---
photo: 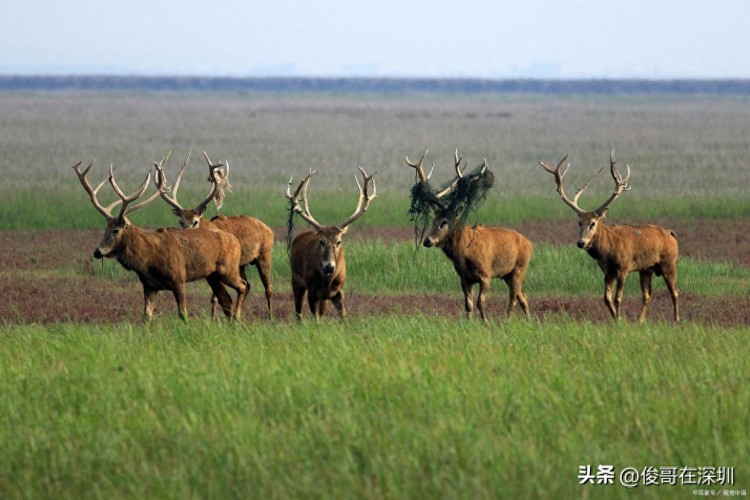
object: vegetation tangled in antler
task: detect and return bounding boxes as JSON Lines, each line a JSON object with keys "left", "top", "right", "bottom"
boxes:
{"left": 407, "top": 150, "right": 495, "bottom": 248}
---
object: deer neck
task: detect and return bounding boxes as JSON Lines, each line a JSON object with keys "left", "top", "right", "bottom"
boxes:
{"left": 116, "top": 226, "right": 152, "bottom": 273}
{"left": 587, "top": 222, "right": 614, "bottom": 260}
{"left": 438, "top": 226, "right": 464, "bottom": 261}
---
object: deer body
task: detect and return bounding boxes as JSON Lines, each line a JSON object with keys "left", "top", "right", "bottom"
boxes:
{"left": 408, "top": 150, "right": 532, "bottom": 321}
{"left": 73, "top": 161, "right": 247, "bottom": 322}
{"left": 538, "top": 152, "right": 679, "bottom": 322}
{"left": 154, "top": 151, "right": 274, "bottom": 318}
{"left": 290, "top": 228, "right": 348, "bottom": 319}
{"left": 205, "top": 215, "right": 274, "bottom": 310}
{"left": 96, "top": 223, "right": 246, "bottom": 320}
{"left": 426, "top": 221, "right": 532, "bottom": 321}
{"left": 579, "top": 219, "right": 679, "bottom": 321}
{"left": 285, "top": 167, "right": 376, "bottom": 321}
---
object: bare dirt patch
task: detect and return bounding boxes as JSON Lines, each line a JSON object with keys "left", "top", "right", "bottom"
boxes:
{"left": 2, "top": 272, "right": 748, "bottom": 327}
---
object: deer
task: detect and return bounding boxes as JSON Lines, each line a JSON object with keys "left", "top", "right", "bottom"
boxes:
{"left": 72, "top": 160, "right": 247, "bottom": 321}
{"left": 537, "top": 151, "right": 679, "bottom": 323}
{"left": 406, "top": 150, "right": 533, "bottom": 322}
{"left": 285, "top": 167, "right": 376, "bottom": 321}
{"left": 153, "top": 150, "right": 274, "bottom": 319}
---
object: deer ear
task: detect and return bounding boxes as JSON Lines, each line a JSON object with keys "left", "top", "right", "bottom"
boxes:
{"left": 171, "top": 208, "right": 182, "bottom": 217}
{"left": 339, "top": 226, "right": 349, "bottom": 235}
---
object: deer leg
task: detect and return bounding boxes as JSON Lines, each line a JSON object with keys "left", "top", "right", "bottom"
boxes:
{"left": 505, "top": 271, "right": 531, "bottom": 319}
{"left": 603, "top": 274, "right": 617, "bottom": 319}
{"left": 518, "top": 290, "right": 531, "bottom": 319}
{"left": 210, "top": 294, "right": 219, "bottom": 321}
{"left": 218, "top": 272, "right": 247, "bottom": 321}
{"left": 172, "top": 284, "right": 188, "bottom": 321}
{"left": 239, "top": 265, "right": 251, "bottom": 316}
{"left": 307, "top": 294, "right": 321, "bottom": 322}
{"left": 331, "top": 291, "right": 346, "bottom": 319}
{"left": 662, "top": 266, "right": 680, "bottom": 322}
{"left": 256, "top": 253, "right": 273, "bottom": 318}
{"left": 143, "top": 286, "right": 158, "bottom": 322}
{"left": 292, "top": 285, "right": 306, "bottom": 321}
{"left": 460, "top": 279, "right": 474, "bottom": 319}
{"left": 513, "top": 266, "right": 531, "bottom": 319}
{"left": 206, "top": 275, "right": 233, "bottom": 320}
{"left": 638, "top": 271, "right": 653, "bottom": 323}
{"left": 476, "top": 278, "right": 491, "bottom": 323}
{"left": 614, "top": 273, "right": 628, "bottom": 320}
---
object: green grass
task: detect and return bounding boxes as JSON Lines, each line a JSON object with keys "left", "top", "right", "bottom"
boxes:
{"left": 1, "top": 318, "right": 747, "bottom": 498}
{"left": 85, "top": 241, "right": 750, "bottom": 298}
{"left": 4, "top": 188, "right": 750, "bottom": 231}
{"left": 3, "top": 90, "right": 750, "bottom": 498}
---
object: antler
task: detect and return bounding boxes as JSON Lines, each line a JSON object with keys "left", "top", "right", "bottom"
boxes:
{"left": 196, "top": 150, "right": 224, "bottom": 214}
{"left": 286, "top": 170, "right": 324, "bottom": 231}
{"left": 71, "top": 160, "right": 123, "bottom": 219}
{"left": 337, "top": 166, "right": 377, "bottom": 230}
{"left": 591, "top": 150, "right": 631, "bottom": 215}
{"left": 108, "top": 164, "right": 162, "bottom": 220}
{"left": 539, "top": 151, "right": 631, "bottom": 216}
{"left": 538, "top": 154, "right": 589, "bottom": 215}
{"left": 405, "top": 149, "right": 434, "bottom": 182}
{"left": 153, "top": 150, "right": 187, "bottom": 212}
{"left": 434, "top": 149, "right": 486, "bottom": 199}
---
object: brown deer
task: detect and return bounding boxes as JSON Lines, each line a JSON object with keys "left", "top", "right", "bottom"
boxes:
{"left": 406, "top": 150, "right": 533, "bottom": 322}
{"left": 538, "top": 151, "right": 679, "bottom": 322}
{"left": 72, "top": 161, "right": 247, "bottom": 321}
{"left": 285, "top": 167, "right": 376, "bottom": 320}
{"left": 153, "top": 150, "right": 274, "bottom": 319}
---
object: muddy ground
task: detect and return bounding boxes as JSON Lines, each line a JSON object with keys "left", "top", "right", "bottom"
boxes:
{"left": 1, "top": 217, "right": 748, "bottom": 326}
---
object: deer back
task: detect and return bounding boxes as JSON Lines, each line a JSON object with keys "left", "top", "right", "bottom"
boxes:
{"left": 113, "top": 225, "right": 241, "bottom": 286}
{"left": 444, "top": 225, "right": 533, "bottom": 280}
{"left": 592, "top": 223, "right": 678, "bottom": 273}
{"left": 205, "top": 215, "right": 274, "bottom": 266}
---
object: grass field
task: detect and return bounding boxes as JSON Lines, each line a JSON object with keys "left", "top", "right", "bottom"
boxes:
{"left": 2, "top": 319, "right": 748, "bottom": 498}
{"left": 1, "top": 88, "right": 748, "bottom": 498}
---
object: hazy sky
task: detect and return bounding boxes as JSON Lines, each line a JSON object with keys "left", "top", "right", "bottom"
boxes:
{"left": 3, "top": 0, "right": 749, "bottom": 78}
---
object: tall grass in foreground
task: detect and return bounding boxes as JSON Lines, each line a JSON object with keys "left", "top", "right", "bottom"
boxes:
{"left": 1, "top": 318, "right": 747, "bottom": 498}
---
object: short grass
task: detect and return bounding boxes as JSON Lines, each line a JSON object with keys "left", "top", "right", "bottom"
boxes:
{"left": 1, "top": 318, "right": 747, "bottom": 498}
{"left": 3, "top": 90, "right": 749, "bottom": 498}
{"left": 4, "top": 188, "right": 750, "bottom": 231}
{"left": 1, "top": 91, "right": 750, "bottom": 229}
{"left": 85, "top": 241, "right": 750, "bottom": 298}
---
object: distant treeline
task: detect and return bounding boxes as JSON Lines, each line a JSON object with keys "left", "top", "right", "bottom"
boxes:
{"left": 1, "top": 76, "right": 750, "bottom": 94}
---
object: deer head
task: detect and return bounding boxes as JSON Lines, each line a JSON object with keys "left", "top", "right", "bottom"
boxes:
{"left": 72, "top": 160, "right": 161, "bottom": 258}
{"left": 286, "top": 167, "right": 376, "bottom": 276}
{"left": 407, "top": 149, "right": 489, "bottom": 247}
{"left": 153, "top": 150, "right": 226, "bottom": 228}
{"left": 538, "top": 150, "right": 631, "bottom": 249}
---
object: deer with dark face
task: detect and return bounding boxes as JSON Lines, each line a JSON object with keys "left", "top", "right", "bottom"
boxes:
{"left": 407, "top": 150, "right": 532, "bottom": 322}
{"left": 72, "top": 161, "right": 247, "bottom": 321}
{"left": 154, "top": 150, "right": 274, "bottom": 319}
{"left": 538, "top": 151, "right": 679, "bottom": 322}
{"left": 285, "top": 167, "right": 376, "bottom": 321}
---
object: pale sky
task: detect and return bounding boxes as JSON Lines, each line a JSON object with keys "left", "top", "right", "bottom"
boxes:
{"left": 3, "top": 0, "right": 749, "bottom": 78}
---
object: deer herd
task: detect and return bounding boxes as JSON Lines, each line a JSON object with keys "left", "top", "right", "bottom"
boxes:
{"left": 71, "top": 149, "right": 679, "bottom": 324}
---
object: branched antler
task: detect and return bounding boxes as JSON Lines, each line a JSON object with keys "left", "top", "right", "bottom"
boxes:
{"left": 337, "top": 166, "right": 377, "bottom": 230}
{"left": 108, "top": 164, "right": 162, "bottom": 220}
{"left": 539, "top": 151, "right": 631, "bottom": 216}
{"left": 286, "top": 170, "right": 323, "bottom": 231}
{"left": 71, "top": 160, "right": 122, "bottom": 219}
